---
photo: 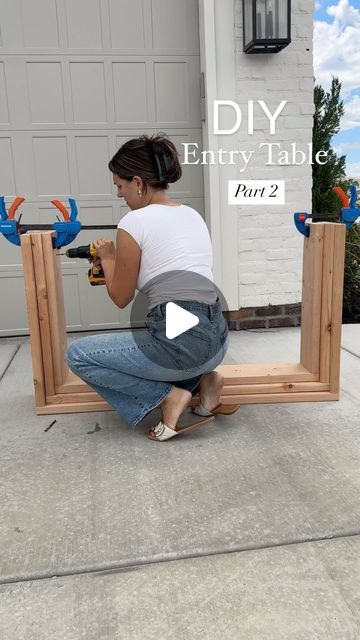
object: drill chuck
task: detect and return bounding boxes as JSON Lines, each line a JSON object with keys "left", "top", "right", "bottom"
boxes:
{"left": 65, "top": 244, "right": 97, "bottom": 260}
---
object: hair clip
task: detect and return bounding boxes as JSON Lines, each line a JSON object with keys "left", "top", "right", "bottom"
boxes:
{"left": 154, "top": 154, "right": 164, "bottom": 182}
{"left": 154, "top": 152, "right": 172, "bottom": 182}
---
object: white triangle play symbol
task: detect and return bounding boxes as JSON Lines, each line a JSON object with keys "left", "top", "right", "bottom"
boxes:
{"left": 165, "top": 302, "right": 199, "bottom": 339}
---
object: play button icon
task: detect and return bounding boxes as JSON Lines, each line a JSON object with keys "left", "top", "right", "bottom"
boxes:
{"left": 165, "top": 302, "right": 199, "bottom": 339}
{"left": 129, "top": 269, "right": 229, "bottom": 371}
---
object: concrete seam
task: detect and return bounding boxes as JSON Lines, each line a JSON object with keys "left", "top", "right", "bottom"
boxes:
{"left": 341, "top": 345, "right": 360, "bottom": 360}
{"left": 0, "top": 344, "right": 21, "bottom": 385}
{"left": 1, "top": 529, "right": 360, "bottom": 587}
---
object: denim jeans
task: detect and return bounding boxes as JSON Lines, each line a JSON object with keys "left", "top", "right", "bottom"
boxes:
{"left": 66, "top": 298, "right": 229, "bottom": 427}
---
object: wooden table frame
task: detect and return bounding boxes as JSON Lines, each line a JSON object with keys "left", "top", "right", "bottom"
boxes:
{"left": 20, "top": 221, "right": 346, "bottom": 415}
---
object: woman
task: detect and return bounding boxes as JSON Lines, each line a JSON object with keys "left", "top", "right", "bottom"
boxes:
{"left": 66, "top": 134, "right": 238, "bottom": 442}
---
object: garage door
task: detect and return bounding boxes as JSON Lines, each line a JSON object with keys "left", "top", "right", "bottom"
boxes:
{"left": 0, "top": 0, "right": 204, "bottom": 336}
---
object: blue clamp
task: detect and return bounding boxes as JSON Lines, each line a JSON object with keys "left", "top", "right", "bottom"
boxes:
{"left": 51, "top": 198, "right": 82, "bottom": 248}
{"left": 333, "top": 185, "right": 360, "bottom": 230}
{"left": 294, "top": 211, "right": 312, "bottom": 237}
{"left": 0, "top": 196, "right": 26, "bottom": 246}
{"left": 0, "top": 196, "right": 82, "bottom": 248}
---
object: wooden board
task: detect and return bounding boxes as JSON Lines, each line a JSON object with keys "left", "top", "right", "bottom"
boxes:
{"left": 20, "top": 222, "right": 346, "bottom": 417}
{"left": 20, "top": 235, "right": 46, "bottom": 408}
{"left": 319, "top": 223, "right": 335, "bottom": 383}
{"left": 42, "top": 233, "right": 68, "bottom": 386}
{"left": 30, "top": 234, "right": 56, "bottom": 396}
{"left": 300, "top": 222, "right": 324, "bottom": 375}
{"left": 329, "top": 224, "right": 346, "bottom": 393}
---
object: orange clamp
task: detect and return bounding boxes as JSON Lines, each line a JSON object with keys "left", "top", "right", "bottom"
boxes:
{"left": 332, "top": 186, "right": 349, "bottom": 208}
{"left": 51, "top": 199, "right": 70, "bottom": 221}
{"left": 8, "top": 197, "right": 25, "bottom": 219}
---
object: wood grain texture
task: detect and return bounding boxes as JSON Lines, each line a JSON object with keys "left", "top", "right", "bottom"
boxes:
{"left": 42, "top": 232, "right": 68, "bottom": 386}
{"left": 218, "top": 392, "right": 339, "bottom": 405}
{"left": 36, "top": 389, "right": 339, "bottom": 415}
{"left": 46, "top": 391, "right": 106, "bottom": 404}
{"left": 329, "top": 224, "right": 346, "bottom": 393}
{"left": 221, "top": 382, "right": 330, "bottom": 395}
{"left": 300, "top": 222, "right": 324, "bottom": 374}
{"left": 216, "top": 363, "right": 317, "bottom": 384}
{"left": 20, "top": 235, "right": 46, "bottom": 408}
{"left": 30, "top": 233, "right": 56, "bottom": 397}
{"left": 319, "top": 224, "right": 335, "bottom": 383}
{"left": 36, "top": 400, "right": 112, "bottom": 415}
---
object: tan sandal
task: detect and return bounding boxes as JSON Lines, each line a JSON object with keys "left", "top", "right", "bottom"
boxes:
{"left": 147, "top": 416, "right": 215, "bottom": 442}
{"left": 192, "top": 402, "right": 240, "bottom": 417}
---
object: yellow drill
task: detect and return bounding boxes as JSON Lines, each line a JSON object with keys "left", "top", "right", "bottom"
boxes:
{"left": 64, "top": 244, "right": 106, "bottom": 286}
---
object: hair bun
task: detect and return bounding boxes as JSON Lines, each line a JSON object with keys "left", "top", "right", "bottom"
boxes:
{"left": 109, "top": 133, "right": 182, "bottom": 188}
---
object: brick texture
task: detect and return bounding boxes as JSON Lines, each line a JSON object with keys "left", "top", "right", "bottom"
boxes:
{"left": 234, "top": 0, "right": 313, "bottom": 309}
{"left": 225, "top": 303, "right": 301, "bottom": 330}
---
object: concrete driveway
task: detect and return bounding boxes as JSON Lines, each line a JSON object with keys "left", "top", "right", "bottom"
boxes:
{"left": 0, "top": 326, "right": 359, "bottom": 639}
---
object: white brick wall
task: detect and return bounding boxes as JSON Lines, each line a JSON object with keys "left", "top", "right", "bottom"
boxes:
{"left": 234, "top": 0, "right": 314, "bottom": 308}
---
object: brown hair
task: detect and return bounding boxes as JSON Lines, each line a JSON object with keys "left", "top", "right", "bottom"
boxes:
{"left": 108, "top": 133, "right": 182, "bottom": 191}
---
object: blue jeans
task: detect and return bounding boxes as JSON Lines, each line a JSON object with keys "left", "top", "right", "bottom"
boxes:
{"left": 66, "top": 298, "right": 229, "bottom": 427}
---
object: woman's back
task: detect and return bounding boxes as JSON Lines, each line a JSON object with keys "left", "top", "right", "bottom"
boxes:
{"left": 118, "top": 203, "right": 217, "bottom": 308}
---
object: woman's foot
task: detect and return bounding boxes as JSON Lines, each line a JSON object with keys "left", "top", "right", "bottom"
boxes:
{"left": 159, "top": 387, "right": 192, "bottom": 431}
{"left": 148, "top": 386, "right": 216, "bottom": 441}
{"left": 192, "top": 371, "right": 239, "bottom": 417}
{"left": 197, "top": 371, "right": 224, "bottom": 413}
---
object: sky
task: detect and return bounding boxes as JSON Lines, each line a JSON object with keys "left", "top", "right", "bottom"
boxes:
{"left": 313, "top": 0, "right": 360, "bottom": 177}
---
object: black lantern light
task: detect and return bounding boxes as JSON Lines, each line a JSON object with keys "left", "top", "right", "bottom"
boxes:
{"left": 243, "top": 0, "right": 291, "bottom": 53}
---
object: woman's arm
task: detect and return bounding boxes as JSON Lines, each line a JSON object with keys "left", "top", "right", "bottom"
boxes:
{"left": 93, "top": 230, "right": 141, "bottom": 308}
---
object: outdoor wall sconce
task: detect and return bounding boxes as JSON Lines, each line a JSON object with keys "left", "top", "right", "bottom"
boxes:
{"left": 243, "top": 0, "right": 291, "bottom": 53}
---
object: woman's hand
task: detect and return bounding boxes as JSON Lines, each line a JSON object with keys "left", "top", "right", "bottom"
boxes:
{"left": 93, "top": 238, "right": 116, "bottom": 262}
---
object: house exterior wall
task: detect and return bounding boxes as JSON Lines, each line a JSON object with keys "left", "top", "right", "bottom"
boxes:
{"left": 233, "top": 0, "right": 314, "bottom": 309}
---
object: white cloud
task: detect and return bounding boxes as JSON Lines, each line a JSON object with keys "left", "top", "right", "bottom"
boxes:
{"left": 334, "top": 141, "right": 360, "bottom": 154}
{"left": 340, "top": 94, "right": 360, "bottom": 130}
{"left": 315, "top": 1, "right": 322, "bottom": 9}
{"left": 346, "top": 161, "right": 360, "bottom": 178}
{"left": 327, "top": 0, "right": 360, "bottom": 23}
{"left": 314, "top": 0, "right": 360, "bottom": 95}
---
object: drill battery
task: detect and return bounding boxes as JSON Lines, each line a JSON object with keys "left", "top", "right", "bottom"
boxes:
{"left": 65, "top": 244, "right": 105, "bottom": 286}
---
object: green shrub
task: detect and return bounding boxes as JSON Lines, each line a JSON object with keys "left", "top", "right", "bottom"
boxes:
{"left": 312, "top": 77, "right": 360, "bottom": 323}
{"left": 343, "top": 223, "right": 360, "bottom": 323}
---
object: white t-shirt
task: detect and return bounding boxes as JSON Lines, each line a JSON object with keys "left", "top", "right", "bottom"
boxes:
{"left": 117, "top": 203, "right": 217, "bottom": 309}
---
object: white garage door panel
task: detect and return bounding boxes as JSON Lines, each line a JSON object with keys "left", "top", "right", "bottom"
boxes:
{"left": 0, "top": 64, "right": 9, "bottom": 123}
{"left": 108, "top": 0, "right": 199, "bottom": 54}
{"left": 0, "top": 0, "right": 203, "bottom": 335}
{"left": 0, "top": 242, "right": 23, "bottom": 268}
{"left": 0, "top": 0, "right": 200, "bottom": 54}
{"left": 75, "top": 137, "right": 113, "bottom": 196}
{"left": 8, "top": 56, "right": 200, "bottom": 130}
{"left": 62, "top": 272, "right": 83, "bottom": 329}
{"left": 70, "top": 63, "right": 107, "bottom": 123}
{"left": 65, "top": 0, "right": 103, "bottom": 50}
{"left": 152, "top": 0, "right": 199, "bottom": 50}
{"left": 27, "top": 62, "right": 65, "bottom": 124}
{"left": 0, "top": 56, "right": 201, "bottom": 130}
{"left": 113, "top": 62, "right": 148, "bottom": 123}
{"left": 0, "top": 138, "right": 16, "bottom": 193}
{"left": 154, "top": 62, "right": 190, "bottom": 123}
{"left": 0, "top": 273, "right": 28, "bottom": 333}
{"left": 79, "top": 283, "right": 124, "bottom": 328}
{"left": 109, "top": 0, "right": 146, "bottom": 50}
{"left": 33, "top": 137, "right": 71, "bottom": 196}
{"left": 22, "top": 0, "right": 60, "bottom": 48}
{"left": 1, "top": 129, "right": 203, "bottom": 203}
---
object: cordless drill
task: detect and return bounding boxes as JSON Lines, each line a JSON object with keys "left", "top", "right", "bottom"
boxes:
{"left": 64, "top": 244, "right": 106, "bottom": 285}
